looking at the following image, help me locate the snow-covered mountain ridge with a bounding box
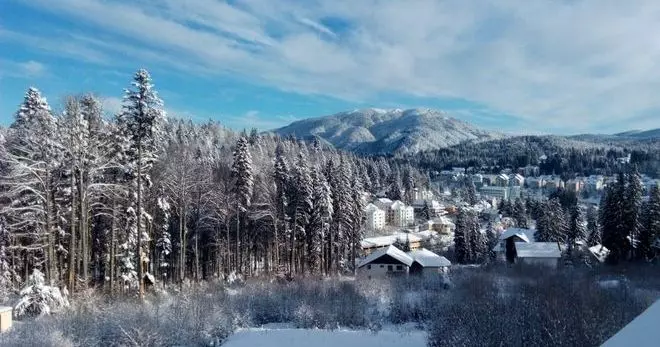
[273,108,505,155]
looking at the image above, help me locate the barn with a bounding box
[515,242,562,268]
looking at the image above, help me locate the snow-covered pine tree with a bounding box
[308,168,332,274]
[289,152,313,273]
[639,185,660,260]
[231,136,253,273]
[567,205,587,256]
[402,168,415,204]
[512,198,528,228]
[421,200,431,221]
[273,143,290,272]
[454,208,471,264]
[586,205,600,246]
[349,168,366,274]
[465,177,477,206]
[536,198,566,243]
[2,87,62,285]
[387,169,403,201]
[467,211,487,263]
[625,167,643,260]
[601,173,627,263]
[120,69,166,298]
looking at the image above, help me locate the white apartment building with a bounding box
[365,203,386,230]
[389,200,415,227]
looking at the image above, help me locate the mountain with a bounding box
[273,108,504,155]
[614,128,660,139]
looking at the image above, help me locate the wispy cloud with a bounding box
[9,0,660,132]
[0,59,48,79]
[224,110,299,131]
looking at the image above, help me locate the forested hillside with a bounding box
[392,135,660,178]
[0,69,427,299]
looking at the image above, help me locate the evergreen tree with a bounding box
[586,205,600,246]
[289,152,313,273]
[231,136,254,273]
[512,198,528,228]
[421,200,431,221]
[536,198,566,243]
[454,208,471,264]
[121,69,166,298]
[625,167,643,260]
[567,206,587,253]
[309,168,332,274]
[601,173,627,263]
[468,212,487,263]
[402,168,415,204]
[465,177,477,206]
[387,170,403,201]
[639,185,660,260]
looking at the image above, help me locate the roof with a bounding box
[407,248,451,267]
[588,244,610,263]
[499,228,534,243]
[390,200,408,210]
[602,300,660,347]
[0,306,11,313]
[515,242,561,258]
[376,198,393,204]
[361,232,423,249]
[358,245,413,268]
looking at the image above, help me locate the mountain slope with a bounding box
[273,108,504,154]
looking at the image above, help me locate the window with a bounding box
[380,265,384,268]
[387,265,393,271]
[396,265,403,271]
[367,265,371,270]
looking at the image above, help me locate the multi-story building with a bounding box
[566,179,584,192]
[389,200,415,227]
[365,203,386,230]
[526,177,545,189]
[480,186,509,200]
[495,173,510,187]
[509,174,525,187]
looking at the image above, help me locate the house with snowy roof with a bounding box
[514,242,562,268]
[407,248,451,275]
[357,245,413,278]
[360,232,423,254]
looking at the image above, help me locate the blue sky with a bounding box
[1,0,659,134]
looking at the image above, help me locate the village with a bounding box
[356,162,660,279]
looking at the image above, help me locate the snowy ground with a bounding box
[223,326,427,347]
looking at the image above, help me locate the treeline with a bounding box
[0,69,427,299]
[389,136,660,179]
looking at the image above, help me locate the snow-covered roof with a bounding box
[0,306,11,313]
[602,300,660,347]
[375,198,393,205]
[588,244,610,263]
[361,233,423,249]
[515,242,561,258]
[390,200,408,210]
[407,248,451,267]
[499,228,534,243]
[358,245,413,268]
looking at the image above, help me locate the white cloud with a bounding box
[12,0,660,132]
[18,60,46,77]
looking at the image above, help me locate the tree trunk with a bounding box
[110,196,117,296]
[80,169,89,284]
[68,171,77,292]
[137,141,145,300]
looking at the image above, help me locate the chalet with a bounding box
[514,242,562,268]
[357,245,413,278]
[493,227,534,263]
[408,248,451,276]
[429,216,456,234]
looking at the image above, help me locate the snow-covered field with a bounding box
[223,327,427,347]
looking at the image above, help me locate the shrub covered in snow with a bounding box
[14,269,70,319]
